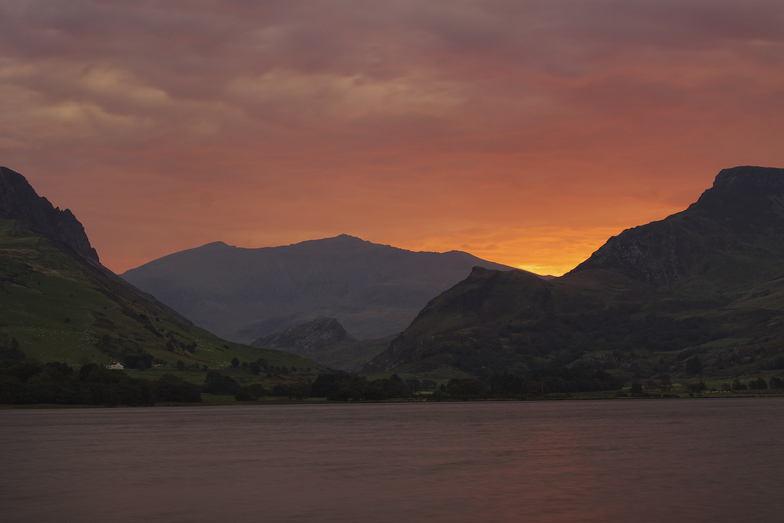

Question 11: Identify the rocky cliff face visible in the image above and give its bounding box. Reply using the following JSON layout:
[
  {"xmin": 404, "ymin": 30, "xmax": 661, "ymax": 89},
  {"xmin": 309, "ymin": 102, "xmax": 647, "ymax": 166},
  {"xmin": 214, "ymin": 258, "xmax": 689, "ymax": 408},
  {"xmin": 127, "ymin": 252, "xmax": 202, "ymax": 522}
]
[
  {"xmin": 570, "ymin": 166, "xmax": 784, "ymax": 289},
  {"xmin": 252, "ymin": 317, "xmax": 356, "ymax": 356},
  {"xmin": 0, "ymin": 166, "xmax": 99, "ymax": 263}
]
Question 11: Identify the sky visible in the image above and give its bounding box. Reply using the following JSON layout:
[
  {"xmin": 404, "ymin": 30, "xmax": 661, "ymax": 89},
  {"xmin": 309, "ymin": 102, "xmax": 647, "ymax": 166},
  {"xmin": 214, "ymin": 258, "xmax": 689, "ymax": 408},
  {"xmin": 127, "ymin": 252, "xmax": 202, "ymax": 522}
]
[{"xmin": 1, "ymin": 0, "xmax": 783, "ymax": 276}]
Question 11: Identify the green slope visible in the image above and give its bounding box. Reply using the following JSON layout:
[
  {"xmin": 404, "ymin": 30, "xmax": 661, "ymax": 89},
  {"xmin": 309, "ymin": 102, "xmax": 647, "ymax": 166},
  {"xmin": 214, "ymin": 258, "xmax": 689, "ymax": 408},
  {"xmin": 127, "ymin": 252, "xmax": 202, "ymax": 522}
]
[
  {"xmin": 365, "ymin": 168, "xmax": 784, "ymax": 384},
  {"xmin": 365, "ymin": 266, "xmax": 784, "ymax": 383},
  {"xmin": 0, "ymin": 219, "xmax": 319, "ymax": 374}
]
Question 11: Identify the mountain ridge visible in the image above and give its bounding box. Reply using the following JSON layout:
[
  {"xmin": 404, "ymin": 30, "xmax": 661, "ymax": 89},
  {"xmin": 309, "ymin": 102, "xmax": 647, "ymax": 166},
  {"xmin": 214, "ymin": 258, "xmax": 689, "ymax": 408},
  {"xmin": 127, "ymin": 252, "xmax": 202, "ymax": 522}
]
[
  {"xmin": 0, "ymin": 166, "xmax": 99, "ymax": 264},
  {"xmin": 121, "ymin": 234, "xmax": 523, "ymax": 341},
  {"xmin": 365, "ymin": 166, "xmax": 784, "ymax": 383},
  {"xmin": 571, "ymin": 165, "xmax": 784, "ymax": 290},
  {"xmin": 0, "ymin": 168, "xmax": 320, "ymax": 374}
]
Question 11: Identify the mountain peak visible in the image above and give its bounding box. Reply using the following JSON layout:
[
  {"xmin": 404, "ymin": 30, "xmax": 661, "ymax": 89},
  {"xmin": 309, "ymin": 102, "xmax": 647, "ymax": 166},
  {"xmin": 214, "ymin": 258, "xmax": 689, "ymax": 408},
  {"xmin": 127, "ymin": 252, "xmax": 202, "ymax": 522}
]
[
  {"xmin": 571, "ymin": 166, "xmax": 784, "ymax": 289},
  {"xmin": 0, "ymin": 167, "xmax": 99, "ymax": 263},
  {"xmin": 334, "ymin": 233, "xmax": 363, "ymax": 241},
  {"xmin": 123, "ymin": 232, "xmax": 516, "ymax": 340},
  {"xmin": 712, "ymin": 165, "xmax": 784, "ymax": 190},
  {"xmin": 200, "ymin": 241, "xmax": 232, "ymax": 249}
]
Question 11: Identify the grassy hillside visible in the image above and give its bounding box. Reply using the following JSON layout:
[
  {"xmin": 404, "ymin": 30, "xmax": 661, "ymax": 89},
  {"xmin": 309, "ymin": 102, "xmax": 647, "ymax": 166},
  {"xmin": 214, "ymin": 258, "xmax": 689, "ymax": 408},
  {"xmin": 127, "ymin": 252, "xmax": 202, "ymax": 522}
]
[
  {"xmin": 365, "ymin": 168, "xmax": 784, "ymax": 385},
  {"xmin": 304, "ymin": 335, "xmax": 395, "ymax": 372},
  {"xmin": 366, "ymin": 266, "xmax": 784, "ymax": 384},
  {"xmin": 0, "ymin": 219, "xmax": 320, "ymax": 375}
]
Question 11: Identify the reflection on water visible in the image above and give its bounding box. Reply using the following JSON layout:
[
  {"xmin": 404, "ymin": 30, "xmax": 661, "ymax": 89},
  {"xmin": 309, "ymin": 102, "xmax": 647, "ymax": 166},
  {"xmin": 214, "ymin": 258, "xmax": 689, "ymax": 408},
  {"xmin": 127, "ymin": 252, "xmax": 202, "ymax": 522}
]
[{"xmin": 1, "ymin": 399, "xmax": 783, "ymax": 522}]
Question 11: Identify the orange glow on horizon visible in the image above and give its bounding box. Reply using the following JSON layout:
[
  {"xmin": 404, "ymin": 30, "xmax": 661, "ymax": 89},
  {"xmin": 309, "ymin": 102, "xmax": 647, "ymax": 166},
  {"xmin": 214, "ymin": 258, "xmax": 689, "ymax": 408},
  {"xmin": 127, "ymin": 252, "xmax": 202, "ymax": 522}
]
[{"xmin": 2, "ymin": 2, "xmax": 783, "ymax": 276}]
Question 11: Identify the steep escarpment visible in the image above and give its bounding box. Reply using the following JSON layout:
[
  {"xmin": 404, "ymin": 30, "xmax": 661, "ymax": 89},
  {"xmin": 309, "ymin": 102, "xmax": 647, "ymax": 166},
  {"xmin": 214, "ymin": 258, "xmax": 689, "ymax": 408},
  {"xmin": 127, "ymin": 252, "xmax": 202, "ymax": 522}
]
[
  {"xmin": 366, "ymin": 167, "xmax": 784, "ymax": 383},
  {"xmin": 0, "ymin": 166, "xmax": 99, "ymax": 264},
  {"xmin": 570, "ymin": 166, "xmax": 784, "ymax": 291},
  {"xmin": 0, "ymin": 168, "xmax": 319, "ymax": 374}
]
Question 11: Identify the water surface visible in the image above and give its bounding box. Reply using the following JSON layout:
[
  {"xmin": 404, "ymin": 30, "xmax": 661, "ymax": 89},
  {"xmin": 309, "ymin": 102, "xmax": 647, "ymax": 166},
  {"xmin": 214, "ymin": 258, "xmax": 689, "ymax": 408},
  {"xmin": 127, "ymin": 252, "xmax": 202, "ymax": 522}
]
[{"xmin": 2, "ymin": 399, "xmax": 783, "ymax": 522}]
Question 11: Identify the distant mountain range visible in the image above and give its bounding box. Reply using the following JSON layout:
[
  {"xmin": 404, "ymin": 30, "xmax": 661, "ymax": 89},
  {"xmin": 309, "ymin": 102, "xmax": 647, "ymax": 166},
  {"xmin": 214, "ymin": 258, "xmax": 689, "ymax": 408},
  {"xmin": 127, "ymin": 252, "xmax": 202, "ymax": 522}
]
[
  {"xmin": 121, "ymin": 236, "xmax": 520, "ymax": 342},
  {"xmin": 9, "ymin": 162, "xmax": 783, "ymax": 388},
  {"xmin": 0, "ymin": 166, "xmax": 316, "ymax": 373},
  {"xmin": 365, "ymin": 166, "xmax": 784, "ymax": 383}
]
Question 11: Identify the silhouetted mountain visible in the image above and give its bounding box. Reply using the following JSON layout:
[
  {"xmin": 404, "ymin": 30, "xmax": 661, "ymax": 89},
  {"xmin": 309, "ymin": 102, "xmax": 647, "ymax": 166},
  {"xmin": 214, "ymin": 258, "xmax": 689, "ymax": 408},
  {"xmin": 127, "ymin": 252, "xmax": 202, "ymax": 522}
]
[
  {"xmin": 121, "ymin": 236, "xmax": 520, "ymax": 341},
  {"xmin": 0, "ymin": 166, "xmax": 98, "ymax": 263},
  {"xmin": 366, "ymin": 167, "xmax": 784, "ymax": 384},
  {"xmin": 0, "ymin": 168, "xmax": 319, "ymax": 374},
  {"xmin": 571, "ymin": 166, "xmax": 784, "ymax": 291}
]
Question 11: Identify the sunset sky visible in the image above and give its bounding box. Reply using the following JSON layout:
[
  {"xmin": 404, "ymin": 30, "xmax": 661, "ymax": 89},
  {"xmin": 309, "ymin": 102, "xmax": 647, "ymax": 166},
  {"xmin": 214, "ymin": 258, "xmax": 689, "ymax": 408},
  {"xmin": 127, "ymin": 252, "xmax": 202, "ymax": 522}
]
[{"xmin": 2, "ymin": 1, "xmax": 783, "ymax": 276}]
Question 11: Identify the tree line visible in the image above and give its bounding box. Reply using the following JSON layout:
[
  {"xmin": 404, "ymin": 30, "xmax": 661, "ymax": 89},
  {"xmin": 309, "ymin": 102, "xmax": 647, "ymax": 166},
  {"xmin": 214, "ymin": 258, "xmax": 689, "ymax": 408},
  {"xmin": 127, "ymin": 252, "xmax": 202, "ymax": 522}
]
[
  {"xmin": 0, "ymin": 360, "xmax": 201, "ymax": 406},
  {"xmin": 228, "ymin": 367, "xmax": 625, "ymax": 402}
]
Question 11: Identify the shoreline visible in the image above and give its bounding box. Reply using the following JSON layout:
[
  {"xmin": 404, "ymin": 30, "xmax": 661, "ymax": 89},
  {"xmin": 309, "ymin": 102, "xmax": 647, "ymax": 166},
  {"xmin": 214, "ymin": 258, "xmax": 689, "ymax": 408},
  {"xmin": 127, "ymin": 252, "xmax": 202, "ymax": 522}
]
[{"xmin": 3, "ymin": 389, "xmax": 784, "ymax": 409}]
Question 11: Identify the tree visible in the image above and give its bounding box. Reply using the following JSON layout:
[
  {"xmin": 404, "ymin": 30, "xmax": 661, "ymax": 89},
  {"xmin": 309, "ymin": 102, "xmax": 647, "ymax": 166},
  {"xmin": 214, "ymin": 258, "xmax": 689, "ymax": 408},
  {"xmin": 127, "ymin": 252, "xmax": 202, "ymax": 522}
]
[
  {"xmin": 686, "ymin": 381, "xmax": 706, "ymax": 392},
  {"xmin": 231, "ymin": 357, "xmax": 240, "ymax": 368},
  {"xmin": 123, "ymin": 352, "xmax": 154, "ymax": 370},
  {"xmin": 0, "ymin": 337, "xmax": 25, "ymax": 361},
  {"xmin": 732, "ymin": 379, "xmax": 747, "ymax": 391},
  {"xmin": 151, "ymin": 374, "xmax": 201, "ymax": 403},
  {"xmin": 405, "ymin": 379, "xmax": 421, "ymax": 392},
  {"xmin": 269, "ymin": 383, "xmax": 308, "ymax": 400},
  {"xmin": 364, "ymin": 378, "xmax": 411, "ymax": 400},
  {"xmin": 247, "ymin": 383, "xmax": 268, "ymax": 399},
  {"xmin": 203, "ymin": 371, "xmax": 241, "ymax": 395},
  {"xmin": 447, "ymin": 379, "xmax": 486, "ymax": 397},
  {"xmin": 685, "ymin": 356, "xmax": 703, "ymax": 376}
]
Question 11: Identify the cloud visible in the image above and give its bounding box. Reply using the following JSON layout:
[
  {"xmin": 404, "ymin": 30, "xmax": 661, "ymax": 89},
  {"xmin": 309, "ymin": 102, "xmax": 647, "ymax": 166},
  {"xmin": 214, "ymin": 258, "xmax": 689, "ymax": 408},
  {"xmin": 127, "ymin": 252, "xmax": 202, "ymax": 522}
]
[{"xmin": 1, "ymin": 1, "xmax": 783, "ymax": 275}]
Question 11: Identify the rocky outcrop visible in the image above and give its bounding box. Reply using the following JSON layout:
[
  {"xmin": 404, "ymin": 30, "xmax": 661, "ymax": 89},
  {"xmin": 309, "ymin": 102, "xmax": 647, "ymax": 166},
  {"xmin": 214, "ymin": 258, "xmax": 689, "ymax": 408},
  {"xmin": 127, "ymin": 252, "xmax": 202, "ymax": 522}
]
[
  {"xmin": 0, "ymin": 166, "xmax": 99, "ymax": 263},
  {"xmin": 570, "ymin": 166, "xmax": 784, "ymax": 289},
  {"xmin": 251, "ymin": 317, "xmax": 356, "ymax": 356},
  {"xmin": 569, "ymin": 220, "xmax": 690, "ymax": 288}
]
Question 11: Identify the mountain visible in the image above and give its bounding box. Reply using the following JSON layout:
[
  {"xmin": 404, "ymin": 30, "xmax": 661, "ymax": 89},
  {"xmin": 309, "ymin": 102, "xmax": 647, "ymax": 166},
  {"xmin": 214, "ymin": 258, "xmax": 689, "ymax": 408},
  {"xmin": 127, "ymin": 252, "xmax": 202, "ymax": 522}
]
[
  {"xmin": 366, "ymin": 166, "xmax": 784, "ymax": 384},
  {"xmin": 251, "ymin": 317, "xmax": 394, "ymax": 371},
  {"xmin": 572, "ymin": 166, "xmax": 784, "ymax": 292},
  {"xmin": 121, "ymin": 236, "xmax": 520, "ymax": 342},
  {"xmin": 0, "ymin": 167, "xmax": 317, "ymax": 373},
  {"xmin": 0, "ymin": 166, "xmax": 98, "ymax": 263},
  {"xmin": 253, "ymin": 317, "xmax": 356, "ymax": 356}
]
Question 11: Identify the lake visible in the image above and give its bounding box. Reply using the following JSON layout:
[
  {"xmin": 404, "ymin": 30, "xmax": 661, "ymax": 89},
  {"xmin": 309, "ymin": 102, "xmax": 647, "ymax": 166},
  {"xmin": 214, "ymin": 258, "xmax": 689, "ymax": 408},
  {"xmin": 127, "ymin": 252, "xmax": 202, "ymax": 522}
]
[{"xmin": 1, "ymin": 398, "xmax": 783, "ymax": 522}]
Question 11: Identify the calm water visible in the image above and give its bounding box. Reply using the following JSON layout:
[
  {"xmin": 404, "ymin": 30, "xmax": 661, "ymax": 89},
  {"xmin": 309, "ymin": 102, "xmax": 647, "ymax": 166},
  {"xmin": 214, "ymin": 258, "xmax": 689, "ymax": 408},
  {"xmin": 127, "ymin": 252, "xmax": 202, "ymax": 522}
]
[{"xmin": 1, "ymin": 399, "xmax": 783, "ymax": 522}]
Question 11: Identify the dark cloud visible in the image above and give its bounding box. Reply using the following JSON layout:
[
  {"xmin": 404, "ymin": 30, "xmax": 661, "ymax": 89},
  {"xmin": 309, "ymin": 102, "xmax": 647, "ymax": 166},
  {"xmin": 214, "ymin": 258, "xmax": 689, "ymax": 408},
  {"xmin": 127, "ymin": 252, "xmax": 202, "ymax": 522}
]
[{"xmin": 1, "ymin": 1, "xmax": 783, "ymax": 274}]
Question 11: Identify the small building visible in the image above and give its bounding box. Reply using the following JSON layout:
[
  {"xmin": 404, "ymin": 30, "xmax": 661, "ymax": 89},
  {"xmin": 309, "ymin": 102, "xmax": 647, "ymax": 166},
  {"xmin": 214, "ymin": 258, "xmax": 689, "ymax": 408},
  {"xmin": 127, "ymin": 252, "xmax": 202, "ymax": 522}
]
[{"xmin": 106, "ymin": 362, "xmax": 125, "ymax": 370}]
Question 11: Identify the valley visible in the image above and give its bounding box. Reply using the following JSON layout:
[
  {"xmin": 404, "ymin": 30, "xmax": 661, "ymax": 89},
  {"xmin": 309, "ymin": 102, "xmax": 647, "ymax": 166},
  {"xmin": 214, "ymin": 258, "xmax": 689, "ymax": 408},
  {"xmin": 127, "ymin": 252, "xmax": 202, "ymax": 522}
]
[{"xmin": 3, "ymin": 165, "xmax": 784, "ymax": 405}]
